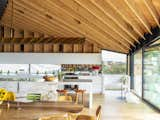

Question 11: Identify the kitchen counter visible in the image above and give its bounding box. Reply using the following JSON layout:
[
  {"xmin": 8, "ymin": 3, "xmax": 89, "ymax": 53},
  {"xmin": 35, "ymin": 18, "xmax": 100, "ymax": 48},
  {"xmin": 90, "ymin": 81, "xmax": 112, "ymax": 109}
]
[{"xmin": 62, "ymin": 79, "xmax": 92, "ymax": 82}]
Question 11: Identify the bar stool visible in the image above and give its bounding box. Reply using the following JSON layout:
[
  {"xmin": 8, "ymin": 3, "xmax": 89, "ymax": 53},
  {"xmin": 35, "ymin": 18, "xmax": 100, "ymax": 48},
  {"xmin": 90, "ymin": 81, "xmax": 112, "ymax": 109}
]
[
  {"xmin": 56, "ymin": 89, "xmax": 72, "ymax": 102},
  {"xmin": 75, "ymin": 89, "xmax": 86, "ymax": 105},
  {"xmin": 56, "ymin": 89, "xmax": 68, "ymax": 96}
]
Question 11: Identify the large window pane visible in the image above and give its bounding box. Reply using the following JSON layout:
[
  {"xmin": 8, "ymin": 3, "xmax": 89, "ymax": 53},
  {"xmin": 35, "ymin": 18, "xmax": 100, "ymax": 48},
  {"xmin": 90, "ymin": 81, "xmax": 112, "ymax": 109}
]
[
  {"xmin": 30, "ymin": 64, "xmax": 61, "ymax": 74},
  {"xmin": 144, "ymin": 43, "xmax": 160, "ymax": 110},
  {"xmin": 102, "ymin": 50, "xmax": 126, "ymax": 74},
  {"xmin": 0, "ymin": 64, "xmax": 29, "ymax": 74}
]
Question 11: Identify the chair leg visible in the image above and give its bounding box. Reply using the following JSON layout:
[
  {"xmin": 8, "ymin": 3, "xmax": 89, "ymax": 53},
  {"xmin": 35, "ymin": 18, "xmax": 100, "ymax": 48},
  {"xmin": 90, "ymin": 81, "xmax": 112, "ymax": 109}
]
[
  {"xmin": 82, "ymin": 93, "xmax": 84, "ymax": 105},
  {"xmin": 75, "ymin": 93, "xmax": 79, "ymax": 104}
]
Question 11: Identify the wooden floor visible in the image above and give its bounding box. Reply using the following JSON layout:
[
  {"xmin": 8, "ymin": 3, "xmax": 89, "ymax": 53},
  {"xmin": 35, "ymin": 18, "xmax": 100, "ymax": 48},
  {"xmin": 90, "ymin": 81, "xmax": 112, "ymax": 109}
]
[
  {"xmin": 83, "ymin": 91, "xmax": 160, "ymax": 120},
  {"xmin": 0, "ymin": 91, "xmax": 159, "ymax": 120}
]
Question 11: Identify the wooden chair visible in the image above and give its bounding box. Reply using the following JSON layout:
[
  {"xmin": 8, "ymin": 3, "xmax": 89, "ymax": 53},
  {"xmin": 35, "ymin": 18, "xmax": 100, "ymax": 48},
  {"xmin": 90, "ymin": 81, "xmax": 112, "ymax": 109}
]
[
  {"xmin": 39, "ymin": 113, "xmax": 70, "ymax": 120},
  {"xmin": 56, "ymin": 90, "xmax": 68, "ymax": 96},
  {"xmin": 76, "ymin": 105, "xmax": 101, "ymax": 120},
  {"xmin": 75, "ymin": 90, "xmax": 86, "ymax": 104},
  {"xmin": 58, "ymin": 95, "xmax": 72, "ymax": 102},
  {"xmin": 76, "ymin": 115, "xmax": 95, "ymax": 120},
  {"xmin": 96, "ymin": 105, "xmax": 101, "ymax": 120},
  {"xmin": 57, "ymin": 89, "xmax": 72, "ymax": 102}
]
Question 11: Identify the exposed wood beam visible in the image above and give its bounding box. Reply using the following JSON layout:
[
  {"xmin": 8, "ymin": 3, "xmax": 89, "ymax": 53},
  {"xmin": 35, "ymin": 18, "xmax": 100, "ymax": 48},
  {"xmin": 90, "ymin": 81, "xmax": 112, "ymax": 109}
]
[
  {"xmin": 37, "ymin": 37, "xmax": 49, "ymax": 43},
  {"xmin": 63, "ymin": 0, "xmax": 135, "ymax": 47},
  {"xmin": 2, "ymin": 26, "xmax": 10, "ymax": 43},
  {"xmin": 124, "ymin": 0, "xmax": 152, "ymax": 35},
  {"xmin": 89, "ymin": 0, "xmax": 140, "ymax": 44},
  {"xmin": 42, "ymin": 0, "xmax": 129, "ymax": 51},
  {"xmin": 2, "ymin": 13, "xmax": 73, "ymax": 38},
  {"xmin": 2, "ymin": 19, "xmax": 46, "ymax": 39},
  {"xmin": 47, "ymin": 0, "xmax": 129, "ymax": 52},
  {"xmin": 1, "ymin": 0, "xmax": 138, "ymax": 53},
  {"xmin": 14, "ymin": 28, "xmax": 23, "ymax": 38},
  {"xmin": 27, "ymin": 0, "xmax": 126, "ymax": 52},
  {"xmin": 1, "ymin": 14, "xmax": 57, "ymax": 36},
  {"xmin": 104, "ymin": 0, "xmax": 146, "ymax": 40},
  {"xmin": 143, "ymin": 0, "xmax": 160, "ymax": 27},
  {"xmin": 4, "ymin": 5, "xmax": 78, "ymax": 38},
  {"xmin": 9, "ymin": 0, "xmax": 107, "ymax": 47},
  {"xmin": 130, "ymin": 26, "xmax": 160, "ymax": 54},
  {"xmin": 13, "ymin": 0, "xmax": 83, "ymax": 37},
  {"xmin": 52, "ymin": 0, "xmax": 133, "ymax": 48},
  {"xmin": 0, "ymin": 37, "xmax": 86, "ymax": 44},
  {"xmin": 47, "ymin": 37, "xmax": 86, "ymax": 44},
  {"xmin": 34, "ymin": 32, "xmax": 41, "ymax": 38},
  {"xmin": 152, "ymin": 0, "xmax": 160, "ymax": 17}
]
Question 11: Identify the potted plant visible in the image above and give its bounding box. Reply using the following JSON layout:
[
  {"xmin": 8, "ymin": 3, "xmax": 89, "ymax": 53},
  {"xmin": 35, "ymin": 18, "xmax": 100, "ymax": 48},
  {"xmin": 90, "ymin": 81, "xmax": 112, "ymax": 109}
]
[{"xmin": 120, "ymin": 75, "xmax": 129, "ymax": 85}]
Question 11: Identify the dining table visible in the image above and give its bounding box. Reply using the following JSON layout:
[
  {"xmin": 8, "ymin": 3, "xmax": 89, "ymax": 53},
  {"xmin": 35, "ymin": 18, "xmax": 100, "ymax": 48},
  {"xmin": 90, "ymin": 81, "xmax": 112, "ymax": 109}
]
[{"xmin": 0, "ymin": 101, "xmax": 83, "ymax": 120}]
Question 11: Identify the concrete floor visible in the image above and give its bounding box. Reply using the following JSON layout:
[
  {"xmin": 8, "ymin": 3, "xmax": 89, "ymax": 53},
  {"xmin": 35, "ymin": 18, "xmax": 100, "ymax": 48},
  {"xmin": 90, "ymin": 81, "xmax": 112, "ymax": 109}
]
[{"xmin": 83, "ymin": 91, "xmax": 160, "ymax": 120}]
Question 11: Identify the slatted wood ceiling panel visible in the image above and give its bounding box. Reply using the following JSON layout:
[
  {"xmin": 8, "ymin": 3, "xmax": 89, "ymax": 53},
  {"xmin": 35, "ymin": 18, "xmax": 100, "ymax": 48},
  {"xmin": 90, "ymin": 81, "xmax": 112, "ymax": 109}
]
[{"xmin": 0, "ymin": 0, "xmax": 160, "ymax": 53}]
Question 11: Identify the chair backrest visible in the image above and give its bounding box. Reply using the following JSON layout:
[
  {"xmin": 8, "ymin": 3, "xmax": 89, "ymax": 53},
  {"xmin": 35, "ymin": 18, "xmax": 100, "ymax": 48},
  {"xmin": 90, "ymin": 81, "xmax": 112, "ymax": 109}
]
[
  {"xmin": 39, "ymin": 113, "xmax": 69, "ymax": 120},
  {"xmin": 96, "ymin": 105, "xmax": 101, "ymax": 120},
  {"xmin": 76, "ymin": 115, "xmax": 95, "ymax": 120}
]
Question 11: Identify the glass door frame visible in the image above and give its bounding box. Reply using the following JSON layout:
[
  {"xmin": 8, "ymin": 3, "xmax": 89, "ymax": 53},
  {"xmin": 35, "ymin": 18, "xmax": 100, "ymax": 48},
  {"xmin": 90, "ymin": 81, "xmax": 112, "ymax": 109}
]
[{"xmin": 142, "ymin": 38, "xmax": 160, "ymax": 112}]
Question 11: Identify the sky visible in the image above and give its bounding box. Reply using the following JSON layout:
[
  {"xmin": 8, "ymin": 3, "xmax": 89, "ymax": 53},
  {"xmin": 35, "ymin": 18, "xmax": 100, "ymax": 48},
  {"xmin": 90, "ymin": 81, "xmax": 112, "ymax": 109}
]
[{"xmin": 101, "ymin": 50, "xmax": 126, "ymax": 62}]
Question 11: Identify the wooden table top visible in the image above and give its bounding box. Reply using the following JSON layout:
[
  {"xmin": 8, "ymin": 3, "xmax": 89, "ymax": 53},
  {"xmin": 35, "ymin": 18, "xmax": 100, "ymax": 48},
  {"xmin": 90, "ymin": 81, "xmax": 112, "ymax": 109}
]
[{"xmin": 0, "ymin": 101, "xmax": 83, "ymax": 120}]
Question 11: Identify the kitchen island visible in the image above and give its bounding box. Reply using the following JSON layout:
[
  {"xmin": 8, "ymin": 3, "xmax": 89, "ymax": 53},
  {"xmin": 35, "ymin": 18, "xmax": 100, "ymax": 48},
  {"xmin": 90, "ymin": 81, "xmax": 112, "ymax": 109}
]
[{"xmin": 0, "ymin": 79, "xmax": 94, "ymax": 108}]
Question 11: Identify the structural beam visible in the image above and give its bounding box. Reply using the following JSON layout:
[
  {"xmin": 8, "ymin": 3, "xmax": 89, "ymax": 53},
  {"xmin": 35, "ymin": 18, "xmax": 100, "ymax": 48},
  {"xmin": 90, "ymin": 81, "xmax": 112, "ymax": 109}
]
[
  {"xmin": 124, "ymin": 0, "xmax": 152, "ymax": 34},
  {"xmin": 143, "ymin": 0, "xmax": 160, "ymax": 27},
  {"xmin": 0, "ymin": 37, "xmax": 86, "ymax": 44},
  {"xmin": 129, "ymin": 26, "xmax": 160, "ymax": 54}
]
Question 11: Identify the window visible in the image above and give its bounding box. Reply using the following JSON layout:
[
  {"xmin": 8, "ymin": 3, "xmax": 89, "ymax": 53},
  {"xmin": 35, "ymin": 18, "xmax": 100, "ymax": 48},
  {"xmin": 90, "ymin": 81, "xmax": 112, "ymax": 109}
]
[
  {"xmin": 0, "ymin": 64, "xmax": 29, "ymax": 74},
  {"xmin": 143, "ymin": 40, "xmax": 160, "ymax": 110},
  {"xmin": 30, "ymin": 64, "xmax": 61, "ymax": 75},
  {"xmin": 102, "ymin": 50, "xmax": 126, "ymax": 74}
]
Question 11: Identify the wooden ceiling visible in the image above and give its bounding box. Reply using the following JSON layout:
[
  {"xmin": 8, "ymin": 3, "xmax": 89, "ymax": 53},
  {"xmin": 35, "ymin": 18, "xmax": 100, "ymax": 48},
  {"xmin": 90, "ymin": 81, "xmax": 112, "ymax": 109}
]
[{"xmin": 1, "ymin": 0, "xmax": 160, "ymax": 54}]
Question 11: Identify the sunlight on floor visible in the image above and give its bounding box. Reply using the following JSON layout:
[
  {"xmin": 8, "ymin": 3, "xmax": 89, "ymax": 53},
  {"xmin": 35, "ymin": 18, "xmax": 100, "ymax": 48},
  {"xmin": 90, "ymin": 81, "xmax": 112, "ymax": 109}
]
[{"xmin": 83, "ymin": 91, "xmax": 160, "ymax": 120}]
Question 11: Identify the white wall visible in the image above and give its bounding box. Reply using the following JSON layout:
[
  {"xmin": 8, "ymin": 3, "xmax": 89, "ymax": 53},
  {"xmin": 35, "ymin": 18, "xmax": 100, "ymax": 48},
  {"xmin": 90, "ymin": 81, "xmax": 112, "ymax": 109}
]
[{"xmin": 0, "ymin": 53, "xmax": 101, "ymax": 64}]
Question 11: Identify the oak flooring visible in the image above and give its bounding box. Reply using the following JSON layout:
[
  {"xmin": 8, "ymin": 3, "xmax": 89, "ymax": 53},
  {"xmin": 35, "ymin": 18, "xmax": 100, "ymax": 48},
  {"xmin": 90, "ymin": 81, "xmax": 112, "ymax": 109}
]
[{"xmin": 84, "ymin": 91, "xmax": 160, "ymax": 120}]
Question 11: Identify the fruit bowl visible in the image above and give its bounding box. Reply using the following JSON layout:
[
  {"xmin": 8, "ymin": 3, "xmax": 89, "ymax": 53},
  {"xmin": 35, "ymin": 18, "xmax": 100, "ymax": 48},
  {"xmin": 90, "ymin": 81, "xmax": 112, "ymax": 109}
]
[{"xmin": 43, "ymin": 76, "xmax": 55, "ymax": 81}]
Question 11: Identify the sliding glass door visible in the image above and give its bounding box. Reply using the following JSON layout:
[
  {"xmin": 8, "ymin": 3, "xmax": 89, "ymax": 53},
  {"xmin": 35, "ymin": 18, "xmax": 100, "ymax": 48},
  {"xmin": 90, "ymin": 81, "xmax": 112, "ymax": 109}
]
[{"xmin": 143, "ymin": 41, "xmax": 160, "ymax": 110}]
